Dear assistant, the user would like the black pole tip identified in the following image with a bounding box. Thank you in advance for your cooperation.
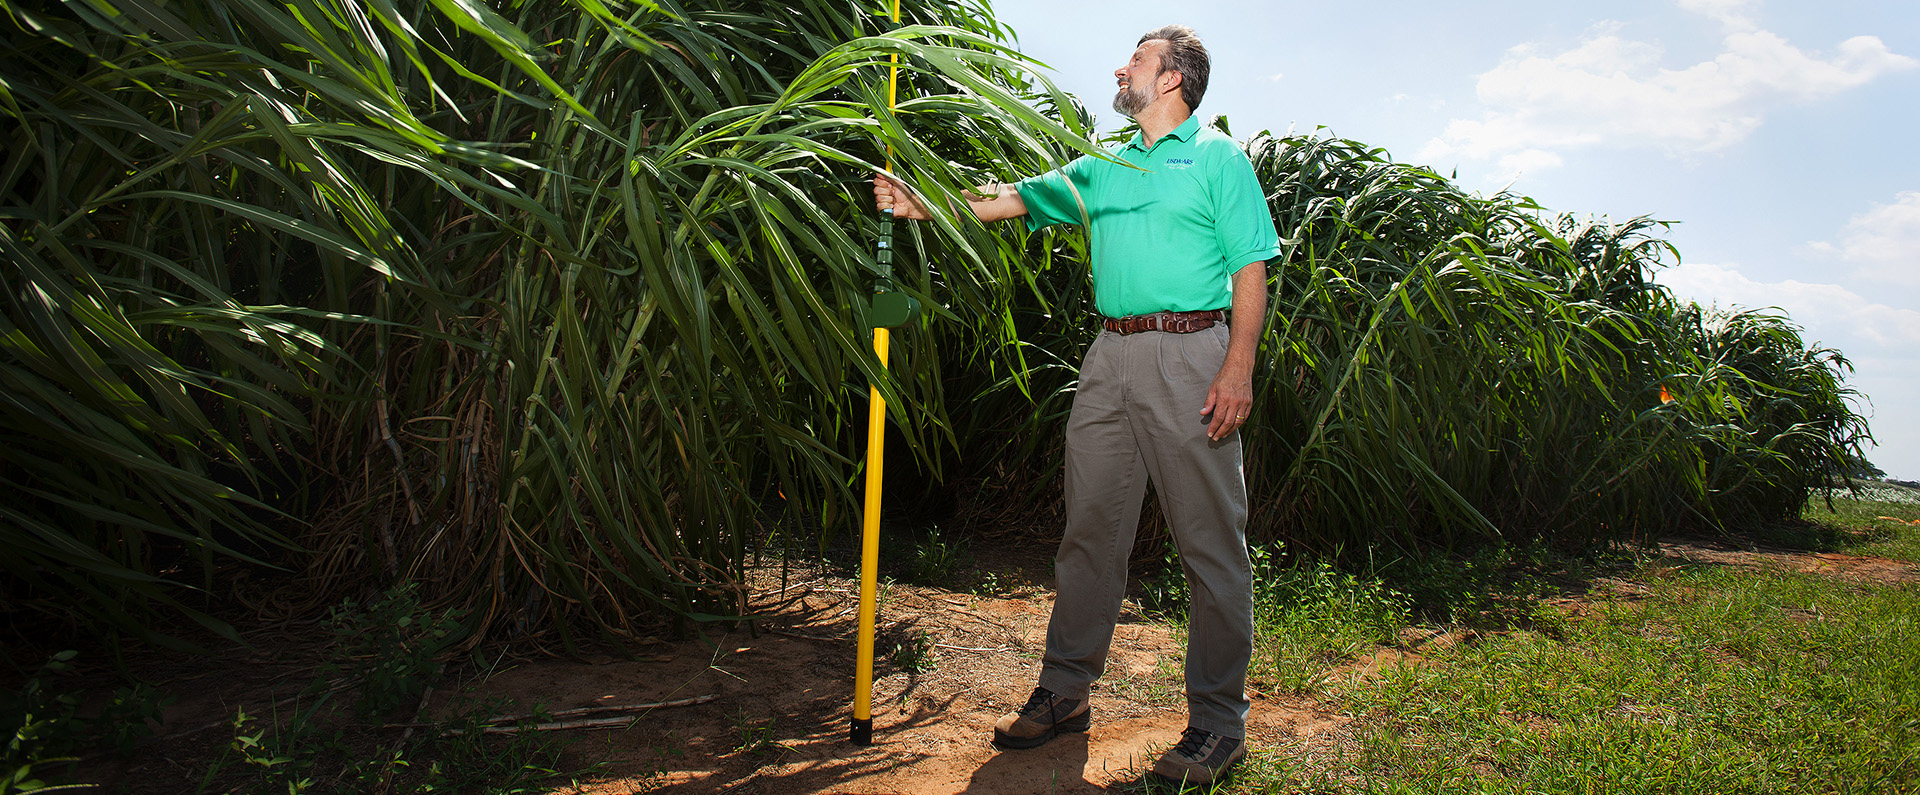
[850,717,873,746]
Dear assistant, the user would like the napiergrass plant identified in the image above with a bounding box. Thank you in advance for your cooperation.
[0,0,1107,648]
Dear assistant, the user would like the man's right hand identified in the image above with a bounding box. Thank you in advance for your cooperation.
[873,172,931,220]
[874,172,1030,223]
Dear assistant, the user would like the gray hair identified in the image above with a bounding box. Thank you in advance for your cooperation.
[1137,25,1210,110]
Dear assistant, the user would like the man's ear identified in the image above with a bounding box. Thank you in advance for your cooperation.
[1160,69,1184,98]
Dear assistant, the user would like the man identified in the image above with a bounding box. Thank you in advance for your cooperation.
[874,24,1278,786]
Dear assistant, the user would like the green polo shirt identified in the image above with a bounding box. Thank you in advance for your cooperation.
[1014,115,1280,318]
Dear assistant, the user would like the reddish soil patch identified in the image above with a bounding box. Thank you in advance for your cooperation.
[1657,537,1920,584]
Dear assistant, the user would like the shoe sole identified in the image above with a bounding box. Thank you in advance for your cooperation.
[991,709,1091,750]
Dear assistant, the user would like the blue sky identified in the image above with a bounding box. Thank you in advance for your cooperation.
[992,0,1920,480]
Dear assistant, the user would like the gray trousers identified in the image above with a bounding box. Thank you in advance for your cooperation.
[1036,324,1254,738]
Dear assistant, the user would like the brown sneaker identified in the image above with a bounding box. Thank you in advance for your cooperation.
[991,686,1091,749]
[1151,727,1245,786]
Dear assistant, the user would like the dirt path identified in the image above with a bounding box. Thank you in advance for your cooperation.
[465,571,1351,794]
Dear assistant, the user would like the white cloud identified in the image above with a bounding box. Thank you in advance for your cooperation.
[1806,191,1920,288]
[1418,4,1916,172]
[1496,148,1564,180]
[1677,0,1758,31]
[1268,73,1285,82]
[1658,261,1920,349]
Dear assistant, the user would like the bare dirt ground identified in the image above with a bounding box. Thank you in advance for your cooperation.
[442,563,1354,794]
[71,534,1916,794]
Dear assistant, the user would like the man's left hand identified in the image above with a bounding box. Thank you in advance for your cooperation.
[1200,365,1254,441]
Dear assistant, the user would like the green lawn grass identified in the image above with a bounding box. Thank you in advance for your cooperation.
[1143,496,1920,794]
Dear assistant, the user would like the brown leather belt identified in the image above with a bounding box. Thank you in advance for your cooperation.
[1102,309,1226,335]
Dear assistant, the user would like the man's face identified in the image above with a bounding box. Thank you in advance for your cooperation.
[1112,40,1170,118]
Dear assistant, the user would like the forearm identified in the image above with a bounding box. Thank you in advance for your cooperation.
[875,172,1026,222]
[1201,260,1268,440]
[960,182,1029,222]
[1224,261,1268,375]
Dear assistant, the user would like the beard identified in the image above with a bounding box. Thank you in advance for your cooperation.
[1112,80,1152,118]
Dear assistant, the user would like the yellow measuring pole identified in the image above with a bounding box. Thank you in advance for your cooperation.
[851,0,902,748]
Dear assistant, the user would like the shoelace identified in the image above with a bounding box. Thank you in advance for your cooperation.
[1017,687,1057,717]
[1172,727,1213,758]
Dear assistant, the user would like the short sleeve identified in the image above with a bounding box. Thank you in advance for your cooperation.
[1014,155,1097,231]
[1211,148,1280,269]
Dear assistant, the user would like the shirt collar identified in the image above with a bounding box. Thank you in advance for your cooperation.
[1126,114,1202,152]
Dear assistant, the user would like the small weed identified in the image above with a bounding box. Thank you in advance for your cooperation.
[1134,774,1235,794]
[1100,656,1184,708]
[200,701,351,794]
[637,731,688,783]
[320,582,464,717]
[888,629,937,674]
[3,652,83,795]
[969,569,1005,596]
[90,681,173,757]
[906,526,971,585]
[420,696,569,792]
[727,710,788,757]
